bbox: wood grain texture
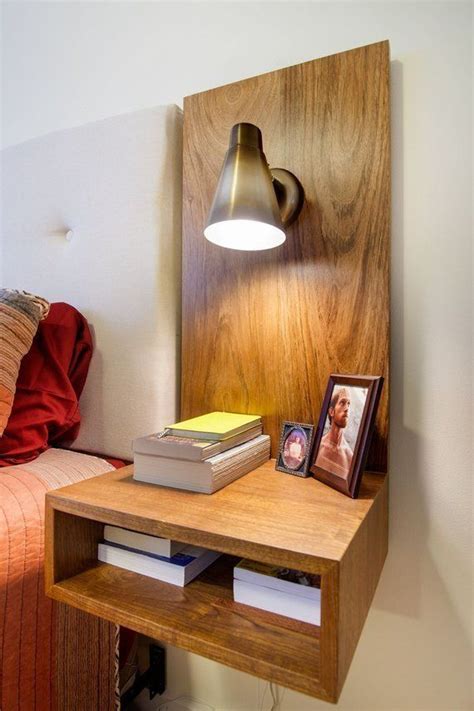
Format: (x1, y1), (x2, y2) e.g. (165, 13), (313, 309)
(45, 504), (104, 586)
(53, 603), (116, 711)
(182, 41), (390, 469)
(46, 465), (388, 702)
(46, 462), (386, 572)
(45, 42), (391, 703)
(48, 556), (328, 700)
(319, 564), (340, 700)
(336, 467), (389, 695)
(44, 505), (117, 711)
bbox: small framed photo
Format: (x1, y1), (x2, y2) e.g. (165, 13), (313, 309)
(310, 374), (384, 498)
(276, 422), (315, 477)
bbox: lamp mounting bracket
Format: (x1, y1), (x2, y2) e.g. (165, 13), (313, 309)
(271, 168), (305, 228)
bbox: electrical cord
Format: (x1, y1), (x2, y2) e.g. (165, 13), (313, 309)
(260, 682), (286, 711)
(270, 682), (278, 710)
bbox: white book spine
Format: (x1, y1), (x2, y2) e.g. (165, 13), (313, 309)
(233, 579), (321, 626)
(132, 473), (212, 493)
(133, 435), (270, 481)
(98, 543), (220, 587)
(233, 566), (320, 601)
(98, 543), (184, 584)
(133, 425), (263, 460)
(133, 437), (270, 492)
(103, 525), (184, 558)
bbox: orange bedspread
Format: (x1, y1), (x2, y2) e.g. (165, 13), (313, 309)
(0, 448), (118, 711)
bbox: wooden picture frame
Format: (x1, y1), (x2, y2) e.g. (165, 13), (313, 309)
(275, 422), (315, 477)
(310, 374), (384, 497)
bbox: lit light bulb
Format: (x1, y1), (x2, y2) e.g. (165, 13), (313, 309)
(204, 219), (286, 251)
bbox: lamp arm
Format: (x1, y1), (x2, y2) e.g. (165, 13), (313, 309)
(271, 168), (305, 228)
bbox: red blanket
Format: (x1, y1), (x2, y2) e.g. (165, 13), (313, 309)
(0, 302), (93, 466)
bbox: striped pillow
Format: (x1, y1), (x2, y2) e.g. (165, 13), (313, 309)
(0, 289), (50, 435)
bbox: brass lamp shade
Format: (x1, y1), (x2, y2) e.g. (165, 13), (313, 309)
(204, 123), (304, 251)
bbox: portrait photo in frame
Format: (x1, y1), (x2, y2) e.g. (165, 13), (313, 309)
(275, 421), (315, 477)
(310, 374), (384, 498)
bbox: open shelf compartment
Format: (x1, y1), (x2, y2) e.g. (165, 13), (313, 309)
(49, 555), (322, 696)
(45, 461), (387, 703)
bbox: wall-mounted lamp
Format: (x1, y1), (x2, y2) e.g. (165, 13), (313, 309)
(204, 123), (304, 251)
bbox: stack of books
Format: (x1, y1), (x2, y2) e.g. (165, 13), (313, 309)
(233, 559), (321, 626)
(133, 411), (270, 493)
(98, 525), (220, 586)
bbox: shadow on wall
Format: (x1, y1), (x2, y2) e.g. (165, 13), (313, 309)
(126, 61), (472, 711)
(79, 323), (106, 450)
(154, 105), (183, 418)
(349, 58), (473, 711)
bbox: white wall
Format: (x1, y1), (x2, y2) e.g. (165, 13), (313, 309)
(1, 2), (472, 710)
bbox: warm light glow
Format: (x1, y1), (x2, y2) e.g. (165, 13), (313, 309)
(204, 220), (286, 251)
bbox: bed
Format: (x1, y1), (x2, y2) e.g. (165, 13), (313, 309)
(0, 105), (183, 710)
(0, 449), (119, 711)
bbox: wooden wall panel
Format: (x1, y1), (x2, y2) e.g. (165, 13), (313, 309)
(182, 41), (390, 470)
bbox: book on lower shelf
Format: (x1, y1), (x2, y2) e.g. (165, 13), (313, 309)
(133, 434), (271, 493)
(233, 560), (321, 626)
(98, 540), (220, 587)
(103, 525), (186, 558)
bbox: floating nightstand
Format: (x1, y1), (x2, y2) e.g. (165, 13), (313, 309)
(45, 461), (387, 703)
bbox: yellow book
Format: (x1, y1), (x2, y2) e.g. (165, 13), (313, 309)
(166, 411), (262, 441)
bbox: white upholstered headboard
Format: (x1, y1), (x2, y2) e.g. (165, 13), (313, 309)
(1, 105), (182, 459)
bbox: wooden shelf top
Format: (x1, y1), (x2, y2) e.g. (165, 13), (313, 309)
(47, 461), (386, 573)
